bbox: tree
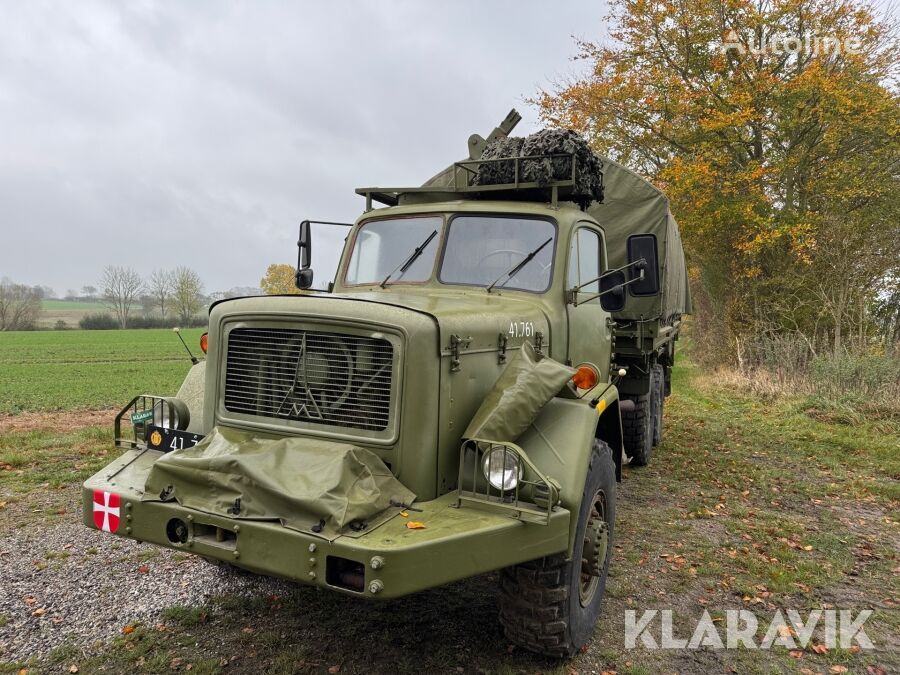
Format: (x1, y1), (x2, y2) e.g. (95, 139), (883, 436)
(260, 264), (302, 295)
(171, 266), (204, 323)
(81, 285), (97, 299)
(535, 0), (900, 359)
(148, 269), (175, 317)
(0, 280), (42, 330)
(101, 266), (143, 329)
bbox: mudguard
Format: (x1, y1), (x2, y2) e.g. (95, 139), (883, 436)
(516, 385), (620, 556)
(176, 361), (206, 434)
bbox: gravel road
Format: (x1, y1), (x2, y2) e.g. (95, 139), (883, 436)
(0, 515), (294, 663)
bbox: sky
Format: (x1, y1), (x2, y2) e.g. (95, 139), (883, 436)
(0, 1), (606, 296)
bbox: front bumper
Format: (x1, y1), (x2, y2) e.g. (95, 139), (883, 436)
(83, 449), (570, 599)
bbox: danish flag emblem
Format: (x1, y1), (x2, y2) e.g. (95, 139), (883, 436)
(92, 490), (121, 533)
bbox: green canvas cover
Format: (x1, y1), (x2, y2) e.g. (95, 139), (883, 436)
(587, 157), (692, 323)
(143, 427), (414, 540)
(464, 343), (575, 442)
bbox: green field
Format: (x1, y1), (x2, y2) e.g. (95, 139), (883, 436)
(38, 299), (110, 329)
(0, 328), (205, 413)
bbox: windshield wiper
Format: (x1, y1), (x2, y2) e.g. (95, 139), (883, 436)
(486, 237), (553, 293)
(380, 229), (438, 288)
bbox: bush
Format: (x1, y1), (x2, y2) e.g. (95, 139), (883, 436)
(54, 320), (68, 330)
(79, 313), (119, 330)
(128, 315), (207, 329)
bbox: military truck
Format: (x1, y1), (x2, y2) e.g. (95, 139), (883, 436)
(82, 110), (689, 657)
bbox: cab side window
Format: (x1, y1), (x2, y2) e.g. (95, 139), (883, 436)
(567, 228), (602, 300)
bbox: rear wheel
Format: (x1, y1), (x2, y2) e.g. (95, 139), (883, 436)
(498, 440), (616, 657)
(651, 364), (664, 447)
(622, 391), (652, 466)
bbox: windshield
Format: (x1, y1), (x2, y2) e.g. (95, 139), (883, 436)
(345, 216), (442, 285)
(440, 215), (555, 292)
(344, 213), (556, 293)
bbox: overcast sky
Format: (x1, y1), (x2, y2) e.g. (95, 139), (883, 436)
(0, 1), (606, 295)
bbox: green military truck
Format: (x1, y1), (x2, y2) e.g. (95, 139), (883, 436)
(82, 111), (690, 657)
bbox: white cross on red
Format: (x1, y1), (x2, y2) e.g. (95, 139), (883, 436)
(92, 490), (121, 533)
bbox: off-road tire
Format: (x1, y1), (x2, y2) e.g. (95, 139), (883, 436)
(498, 440), (616, 657)
(622, 391), (652, 466)
(651, 364), (664, 447)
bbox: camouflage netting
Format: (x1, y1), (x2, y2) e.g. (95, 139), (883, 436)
(474, 129), (604, 209)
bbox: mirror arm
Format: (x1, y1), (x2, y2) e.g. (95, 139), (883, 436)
(570, 258), (647, 295)
(572, 274), (645, 308)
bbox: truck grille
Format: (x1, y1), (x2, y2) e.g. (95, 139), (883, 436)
(223, 327), (394, 431)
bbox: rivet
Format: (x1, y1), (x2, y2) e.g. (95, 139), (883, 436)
(308, 571), (317, 579)
(125, 502), (132, 510)
(233, 525), (240, 533)
(308, 557), (316, 566)
(233, 550), (240, 559)
(370, 556), (385, 570)
(125, 526), (132, 534)
(368, 579), (384, 594)
(186, 514), (193, 521)
(126, 514), (132, 521)
(308, 543), (317, 553)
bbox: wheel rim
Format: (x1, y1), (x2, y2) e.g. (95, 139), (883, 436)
(579, 488), (609, 606)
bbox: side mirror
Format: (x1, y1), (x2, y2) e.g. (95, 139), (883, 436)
(295, 268), (314, 290)
(627, 234), (660, 296)
(599, 270), (626, 312)
(298, 220), (312, 269)
(296, 220), (313, 289)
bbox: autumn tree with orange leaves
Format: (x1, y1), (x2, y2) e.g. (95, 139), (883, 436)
(536, 0), (899, 361)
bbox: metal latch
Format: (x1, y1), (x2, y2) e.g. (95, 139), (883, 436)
(497, 333), (508, 364)
(534, 331), (544, 356)
(448, 334), (472, 372)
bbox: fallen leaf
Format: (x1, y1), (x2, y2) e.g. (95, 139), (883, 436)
(23, 596), (37, 606)
(328, 667), (340, 674)
(241, 626), (254, 634)
(830, 666), (848, 674)
(31, 608), (45, 617)
(802, 545), (813, 551)
(121, 624), (135, 635)
(69, 666), (79, 674)
(406, 521), (426, 529)
(812, 643), (828, 654)
(789, 650), (803, 658)
(137, 564), (150, 574)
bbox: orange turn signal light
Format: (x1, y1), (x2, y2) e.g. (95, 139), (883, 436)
(200, 332), (208, 354)
(572, 364), (599, 390)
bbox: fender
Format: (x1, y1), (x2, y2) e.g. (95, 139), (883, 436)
(516, 384), (621, 556)
(176, 362), (206, 434)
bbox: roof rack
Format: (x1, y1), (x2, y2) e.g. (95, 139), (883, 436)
(356, 153), (578, 211)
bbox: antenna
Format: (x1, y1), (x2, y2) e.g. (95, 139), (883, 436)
(173, 327), (199, 365)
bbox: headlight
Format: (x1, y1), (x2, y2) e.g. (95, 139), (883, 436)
(152, 397), (190, 430)
(481, 445), (523, 491)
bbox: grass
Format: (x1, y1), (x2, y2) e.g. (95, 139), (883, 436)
(0, 328), (204, 413)
(0, 348), (897, 673)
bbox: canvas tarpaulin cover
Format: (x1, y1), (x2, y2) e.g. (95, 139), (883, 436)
(464, 343), (575, 442)
(142, 426), (415, 540)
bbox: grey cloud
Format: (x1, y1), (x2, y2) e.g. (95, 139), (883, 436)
(0, 0), (605, 294)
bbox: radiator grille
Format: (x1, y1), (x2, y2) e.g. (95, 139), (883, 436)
(223, 327), (394, 431)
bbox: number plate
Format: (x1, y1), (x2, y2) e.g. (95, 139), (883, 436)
(146, 426), (204, 453)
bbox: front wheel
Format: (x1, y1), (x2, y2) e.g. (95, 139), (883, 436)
(498, 440), (616, 657)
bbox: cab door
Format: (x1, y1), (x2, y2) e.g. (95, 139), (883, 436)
(565, 225), (612, 378)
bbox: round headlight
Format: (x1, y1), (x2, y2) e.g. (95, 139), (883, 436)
(481, 446), (523, 491)
(152, 397), (190, 431)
